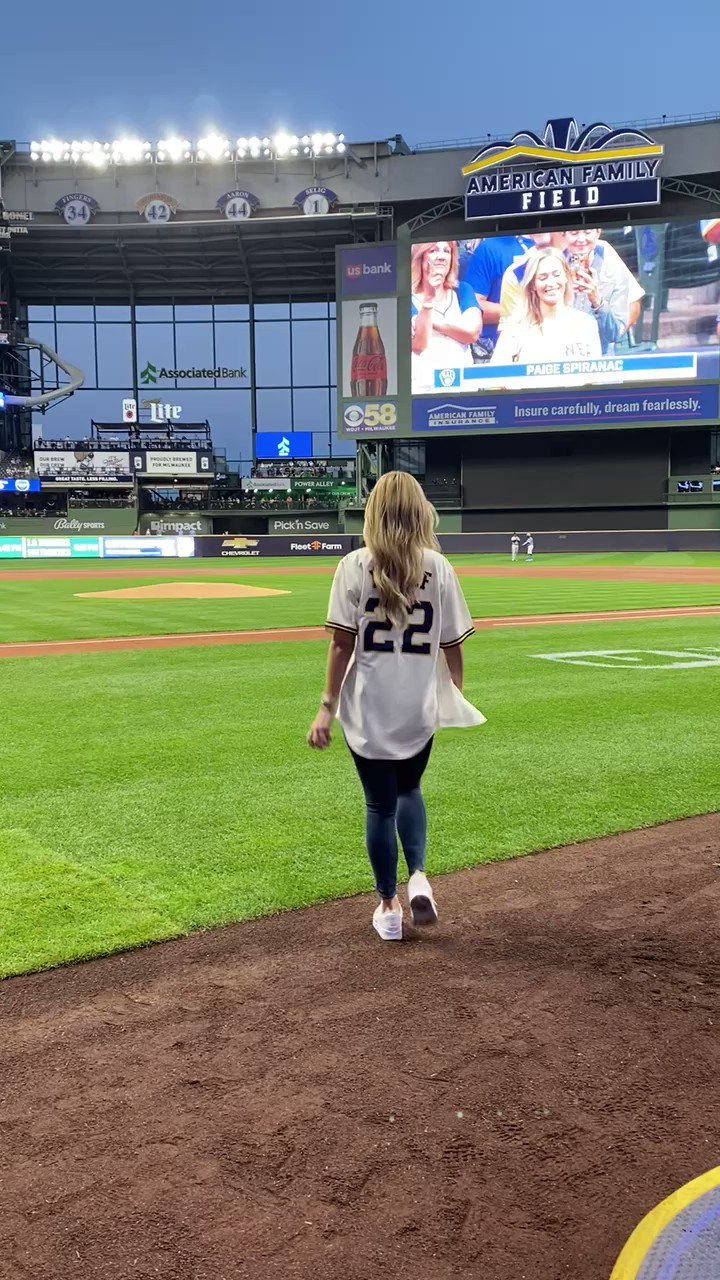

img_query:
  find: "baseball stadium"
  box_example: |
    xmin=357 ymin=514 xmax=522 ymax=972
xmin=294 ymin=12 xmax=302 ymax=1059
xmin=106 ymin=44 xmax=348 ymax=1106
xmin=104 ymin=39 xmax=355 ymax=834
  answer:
xmin=1 ymin=114 xmax=720 ymax=1280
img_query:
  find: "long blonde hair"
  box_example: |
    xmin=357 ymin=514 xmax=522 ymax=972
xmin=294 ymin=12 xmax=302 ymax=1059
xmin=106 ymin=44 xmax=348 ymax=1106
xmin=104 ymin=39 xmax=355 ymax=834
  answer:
xmin=521 ymin=247 xmax=574 ymax=327
xmin=363 ymin=472 xmax=439 ymax=628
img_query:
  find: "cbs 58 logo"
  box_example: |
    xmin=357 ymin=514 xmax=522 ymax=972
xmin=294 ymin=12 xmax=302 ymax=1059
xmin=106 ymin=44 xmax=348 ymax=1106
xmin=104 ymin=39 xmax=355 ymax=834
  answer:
xmin=343 ymin=402 xmax=397 ymax=430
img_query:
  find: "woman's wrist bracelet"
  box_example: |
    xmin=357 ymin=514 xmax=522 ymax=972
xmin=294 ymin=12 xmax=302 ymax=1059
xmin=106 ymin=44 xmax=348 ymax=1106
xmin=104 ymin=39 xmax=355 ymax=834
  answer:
xmin=320 ymin=693 xmax=338 ymax=713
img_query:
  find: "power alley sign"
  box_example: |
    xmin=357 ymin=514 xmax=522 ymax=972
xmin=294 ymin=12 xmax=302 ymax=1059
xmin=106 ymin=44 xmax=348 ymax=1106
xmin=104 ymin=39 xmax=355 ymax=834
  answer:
xmin=463 ymin=118 xmax=664 ymax=219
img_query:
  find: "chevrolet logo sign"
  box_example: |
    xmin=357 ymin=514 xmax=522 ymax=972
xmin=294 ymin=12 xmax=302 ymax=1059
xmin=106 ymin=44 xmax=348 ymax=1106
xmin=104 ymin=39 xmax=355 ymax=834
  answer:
xmin=222 ymin=537 xmax=259 ymax=549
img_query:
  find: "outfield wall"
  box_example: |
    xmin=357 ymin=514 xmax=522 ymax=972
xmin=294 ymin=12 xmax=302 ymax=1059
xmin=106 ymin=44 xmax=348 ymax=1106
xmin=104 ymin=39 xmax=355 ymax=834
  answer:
xmin=193 ymin=535 xmax=356 ymax=558
xmin=1 ymin=530 xmax=719 ymax=560
xmin=188 ymin=530 xmax=720 ymax=556
xmin=0 ymin=535 xmax=194 ymax=560
xmin=0 ymin=510 xmax=138 ymax=535
xmin=437 ymin=531 xmax=720 ymax=554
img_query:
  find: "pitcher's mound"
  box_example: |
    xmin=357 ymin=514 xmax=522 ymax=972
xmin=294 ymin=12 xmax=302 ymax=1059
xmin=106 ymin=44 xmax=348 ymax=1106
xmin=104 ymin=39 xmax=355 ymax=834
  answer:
xmin=75 ymin=583 xmax=290 ymax=601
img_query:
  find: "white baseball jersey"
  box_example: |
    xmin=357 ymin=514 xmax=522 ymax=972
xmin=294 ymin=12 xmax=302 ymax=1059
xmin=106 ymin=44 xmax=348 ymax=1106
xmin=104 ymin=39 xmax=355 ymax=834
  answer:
xmin=524 ymin=537 xmax=534 ymax=554
xmin=326 ymin=547 xmax=485 ymax=760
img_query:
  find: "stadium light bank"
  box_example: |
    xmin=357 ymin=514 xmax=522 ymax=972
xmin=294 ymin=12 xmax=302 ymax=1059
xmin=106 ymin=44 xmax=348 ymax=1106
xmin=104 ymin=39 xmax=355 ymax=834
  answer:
xmin=27 ymin=132 xmax=347 ymax=166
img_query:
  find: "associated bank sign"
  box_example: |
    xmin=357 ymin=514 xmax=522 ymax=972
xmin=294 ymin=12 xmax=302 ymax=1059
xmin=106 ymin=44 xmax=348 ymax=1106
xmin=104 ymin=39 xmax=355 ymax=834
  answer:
xmin=463 ymin=117 xmax=664 ymax=219
xmin=140 ymin=361 xmax=246 ymax=385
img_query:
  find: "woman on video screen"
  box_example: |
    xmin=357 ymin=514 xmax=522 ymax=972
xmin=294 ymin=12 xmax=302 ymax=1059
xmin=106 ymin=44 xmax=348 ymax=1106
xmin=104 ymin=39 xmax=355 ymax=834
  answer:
xmin=411 ymin=242 xmax=482 ymax=392
xmin=492 ymin=248 xmax=601 ymax=365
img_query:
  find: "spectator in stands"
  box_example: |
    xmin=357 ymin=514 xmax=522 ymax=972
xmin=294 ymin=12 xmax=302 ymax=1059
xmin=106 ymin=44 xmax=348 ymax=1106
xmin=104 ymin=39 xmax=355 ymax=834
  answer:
xmin=410 ymin=241 xmax=482 ymax=394
xmin=499 ymin=229 xmax=642 ymax=351
xmin=461 ymin=234 xmax=551 ymax=354
xmin=491 ymin=249 xmax=602 ymax=365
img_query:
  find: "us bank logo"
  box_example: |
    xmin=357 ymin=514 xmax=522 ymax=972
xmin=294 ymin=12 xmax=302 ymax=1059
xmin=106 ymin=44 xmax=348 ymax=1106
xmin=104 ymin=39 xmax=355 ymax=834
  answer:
xmin=341 ymin=245 xmax=397 ymax=296
xmin=463 ymin=117 xmax=664 ymax=220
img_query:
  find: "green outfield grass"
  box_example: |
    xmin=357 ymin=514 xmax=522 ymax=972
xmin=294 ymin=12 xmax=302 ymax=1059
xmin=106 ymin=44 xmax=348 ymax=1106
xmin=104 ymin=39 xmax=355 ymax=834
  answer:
xmin=0 ymin=552 xmax=719 ymax=643
xmin=1 ymin=603 xmax=719 ymax=978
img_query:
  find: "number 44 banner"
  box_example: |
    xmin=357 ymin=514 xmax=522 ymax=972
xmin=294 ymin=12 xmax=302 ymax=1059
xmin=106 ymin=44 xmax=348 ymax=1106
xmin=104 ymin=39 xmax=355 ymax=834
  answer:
xmin=217 ymin=191 xmax=260 ymax=221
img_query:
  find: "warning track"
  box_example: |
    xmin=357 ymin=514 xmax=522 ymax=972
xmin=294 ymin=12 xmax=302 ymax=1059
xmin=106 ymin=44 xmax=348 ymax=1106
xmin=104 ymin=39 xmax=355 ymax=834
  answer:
xmin=0 ymin=605 xmax=718 ymax=660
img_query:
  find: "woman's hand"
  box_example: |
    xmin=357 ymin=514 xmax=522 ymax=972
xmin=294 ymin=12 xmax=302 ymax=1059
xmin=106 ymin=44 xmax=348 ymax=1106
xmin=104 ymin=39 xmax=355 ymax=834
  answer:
xmin=307 ymin=706 xmax=334 ymax=750
xmin=423 ymin=273 xmax=442 ymax=301
xmin=573 ymin=266 xmax=602 ymax=310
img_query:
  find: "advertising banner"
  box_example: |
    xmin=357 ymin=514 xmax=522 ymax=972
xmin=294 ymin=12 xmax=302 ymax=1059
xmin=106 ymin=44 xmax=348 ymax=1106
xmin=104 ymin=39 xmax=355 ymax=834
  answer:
xmin=412 ymin=384 xmax=720 ymax=434
xmin=240 ymin=477 xmax=354 ymax=498
xmin=0 ymin=535 xmax=195 ymax=559
xmin=341 ymin=298 xmax=397 ymax=399
xmin=34 ymin=450 xmax=132 ymax=480
xmin=103 ymin=536 xmax=195 ymax=558
xmin=241 ymin=476 xmax=291 ymax=491
xmin=139 ymin=514 xmax=213 ymax=535
xmin=0 ymin=537 xmax=25 ymax=558
xmin=0 ymin=511 xmax=137 ymax=536
xmin=290 ymin=478 xmax=354 ymax=494
xmin=141 ymin=451 xmax=200 ymax=476
xmin=340 ymin=244 xmax=398 ymax=297
xmin=61 ymin=509 xmax=138 ymax=535
xmin=0 ymin=478 xmax=41 ymax=493
xmin=337 ymin=240 xmax=401 ymax=442
xmin=462 ymin=118 xmax=663 ymax=221
xmin=25 ymin=536 xmax=102 ymax=558
xmin=255 ymin=432 xmax=313 ymax=460
xmin=195 ymin=534 xmax=357 ymax=558
xmin=268 ymin=516 xmax=341 ymax=534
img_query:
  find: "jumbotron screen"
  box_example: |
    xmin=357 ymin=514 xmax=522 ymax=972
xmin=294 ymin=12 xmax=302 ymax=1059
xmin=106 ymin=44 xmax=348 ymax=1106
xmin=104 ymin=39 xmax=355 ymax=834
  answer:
xmin=410 ymin=220 xmax=720 ymax=397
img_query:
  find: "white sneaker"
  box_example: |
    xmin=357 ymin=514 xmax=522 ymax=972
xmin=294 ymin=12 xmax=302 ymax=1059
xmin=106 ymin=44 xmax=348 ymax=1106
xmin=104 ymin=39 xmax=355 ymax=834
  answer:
xmin=408 ymin=871 xmax=439 ymax=927
xmin=372 ymin=902 xmax=403 ymax=941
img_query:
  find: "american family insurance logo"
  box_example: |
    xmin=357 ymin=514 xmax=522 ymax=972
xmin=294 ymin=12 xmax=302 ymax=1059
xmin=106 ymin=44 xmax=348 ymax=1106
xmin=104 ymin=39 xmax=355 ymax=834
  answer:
xmin=341 ymin=245 xmax=397 ymax=296
xmin=463 ymin=117 xmax=664 ymax=220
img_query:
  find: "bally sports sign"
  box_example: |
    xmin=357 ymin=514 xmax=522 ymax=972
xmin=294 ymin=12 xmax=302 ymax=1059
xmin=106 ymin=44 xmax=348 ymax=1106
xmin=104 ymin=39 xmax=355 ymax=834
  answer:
xmin=464 ymin=117 xmax=664 ymax=220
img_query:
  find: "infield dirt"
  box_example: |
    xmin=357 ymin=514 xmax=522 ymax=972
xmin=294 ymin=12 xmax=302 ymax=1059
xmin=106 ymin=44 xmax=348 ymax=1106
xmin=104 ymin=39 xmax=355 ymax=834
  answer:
xmin=75 ymin=583 xmax=290 ymax=601
xmin=1 ymin=814 xmax=719 ymax=1280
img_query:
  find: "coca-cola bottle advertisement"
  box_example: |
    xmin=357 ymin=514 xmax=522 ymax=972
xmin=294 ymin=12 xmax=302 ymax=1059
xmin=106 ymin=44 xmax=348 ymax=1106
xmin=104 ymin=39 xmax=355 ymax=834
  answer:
xmin=342 ymin=298 xmax=397 ymax=398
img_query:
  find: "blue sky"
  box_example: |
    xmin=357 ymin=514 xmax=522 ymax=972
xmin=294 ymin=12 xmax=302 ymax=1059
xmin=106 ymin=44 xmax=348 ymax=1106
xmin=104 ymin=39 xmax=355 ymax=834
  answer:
xmin=4 ymin=0 xmax=718 ymax=148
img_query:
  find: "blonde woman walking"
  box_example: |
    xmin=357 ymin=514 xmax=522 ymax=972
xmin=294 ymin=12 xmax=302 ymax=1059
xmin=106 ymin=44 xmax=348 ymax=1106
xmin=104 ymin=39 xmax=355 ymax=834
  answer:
xmin=307 ymin=472 xmax=485 ymax=941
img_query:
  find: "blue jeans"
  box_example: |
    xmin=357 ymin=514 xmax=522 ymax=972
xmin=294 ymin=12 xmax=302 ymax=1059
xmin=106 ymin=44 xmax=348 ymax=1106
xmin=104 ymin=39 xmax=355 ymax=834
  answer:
xmin=349 ymin=740 xmax=433 ymax=900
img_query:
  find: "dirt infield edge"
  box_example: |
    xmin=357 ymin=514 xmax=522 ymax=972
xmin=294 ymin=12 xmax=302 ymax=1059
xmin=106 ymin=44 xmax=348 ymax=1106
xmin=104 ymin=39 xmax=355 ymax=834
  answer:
xmin=1 ymin=604 xmax=719 ymax=660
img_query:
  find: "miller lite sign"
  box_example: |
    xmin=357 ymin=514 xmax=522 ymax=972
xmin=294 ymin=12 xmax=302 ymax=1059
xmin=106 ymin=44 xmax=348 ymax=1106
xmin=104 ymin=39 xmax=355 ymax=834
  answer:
xmin=463 ymin=117 xmax=664 ymax=220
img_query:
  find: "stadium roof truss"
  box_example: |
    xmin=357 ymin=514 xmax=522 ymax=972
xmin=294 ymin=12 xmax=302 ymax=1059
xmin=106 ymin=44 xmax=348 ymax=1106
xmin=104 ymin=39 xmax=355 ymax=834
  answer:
xmin=3 ymin=211 xmax=395 ymax=305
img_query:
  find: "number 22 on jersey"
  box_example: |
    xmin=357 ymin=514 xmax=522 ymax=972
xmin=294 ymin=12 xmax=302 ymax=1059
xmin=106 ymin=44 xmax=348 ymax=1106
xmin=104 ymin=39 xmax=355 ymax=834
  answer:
xmin=363 ymin=597 xmax=434 ymax=655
